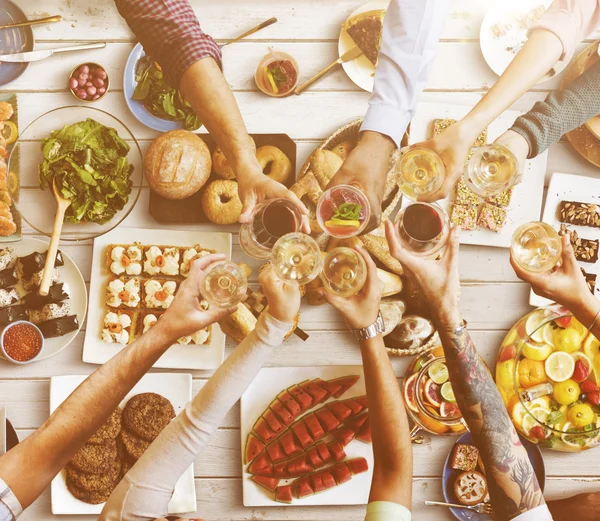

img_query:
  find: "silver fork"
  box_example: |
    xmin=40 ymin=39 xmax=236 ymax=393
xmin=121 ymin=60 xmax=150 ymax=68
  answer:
xmin=425 ymin=500 xmax=493 ymax=515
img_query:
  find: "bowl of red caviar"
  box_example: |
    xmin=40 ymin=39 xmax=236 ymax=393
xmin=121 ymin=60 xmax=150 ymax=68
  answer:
xmin=255 ymin=49 xmax=299 ymax=97
xmin=1 ymin=321 xmax=44 ymax=364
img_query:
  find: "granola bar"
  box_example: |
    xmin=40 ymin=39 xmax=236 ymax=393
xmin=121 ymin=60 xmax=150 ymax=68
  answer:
xmin=559 ymin=224 xmax=599 ymax=263
xmin=477 ymin=203 xmax=507 ymax=233
xmin=431 ymin=118 xmax=488 ymax=148
xmin=450 ymin=444 xmax=479 ymax=472
xmin=454 ymin=179 xmax=481 ymax=206
xmin=485 ymin=187 xmax=513 ymax=208
xmin=451 ymin=204 xmax=477 ymax=231
xmin=582 ymin=269 xmax=597 ymax=295
xmin=559 ymin=201 xmax=600 ymax=228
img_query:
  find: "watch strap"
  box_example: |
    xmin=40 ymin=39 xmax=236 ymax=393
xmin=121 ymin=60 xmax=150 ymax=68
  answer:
xmin=349 ymin=312 xmax=385 ymax=340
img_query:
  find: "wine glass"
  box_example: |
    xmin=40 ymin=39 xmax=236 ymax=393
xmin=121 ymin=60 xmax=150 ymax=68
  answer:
xmin=316 ymin=184 xmax=370 ymax=238
xmin=201 ymin=261 xmax=247 ymax=308
xmin=271 ymin=232 xmax=323 ymax=285
xmin=511 ymin=221 xmax=562 ymax=273
xmin=464 ymin=144 xmax=519 ymax=197
xmin=397 ymin=147 xmax=445 ymax=200
xmin=320 ymin=247 xmax=367 ymax=297
xmin=394 ymin=202 xmax=449 ymax=257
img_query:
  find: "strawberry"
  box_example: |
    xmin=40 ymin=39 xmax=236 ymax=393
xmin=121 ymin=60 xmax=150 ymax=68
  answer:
xmin=581 ymin=380 xmax=599 ymax=394
xmin=573 ymin=360 xmax=590 ymax=383
xmin=498 ymin=345 xmax=516 ymax=363
xmin=530 ymin=426 xmax=546 ymax=440
xmin=587 ymin=391 xmax=600 ymax=405
xmin=554 ymin=316 xmax=572 ymax=328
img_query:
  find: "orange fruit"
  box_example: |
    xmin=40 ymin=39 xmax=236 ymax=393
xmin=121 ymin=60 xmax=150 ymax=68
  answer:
xmin=507 ymin=393 xmax=520 ymax=414
xmin=417 ymin=405 xmax=449 ymax=435
xmin=431 ymin=346 xmax=445 ymax=358
xmin=518 ymin=359 xmax=548 ymax=389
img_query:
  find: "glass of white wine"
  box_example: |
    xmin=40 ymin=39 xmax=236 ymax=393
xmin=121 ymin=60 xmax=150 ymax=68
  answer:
xmin=271 ymin=232 xmax=323 ymax=285
xmin=397 ymin=147 xmax=445 ymax=200
xmin=464 ymin=144 xmax=519 ymax=197
xmin=320 ymin=247 xmax=367 ymax=297
xmin=202 ymin=261 xmax=248 ymax=308
xmin=511 ymin=221 xmax=562 ymax=273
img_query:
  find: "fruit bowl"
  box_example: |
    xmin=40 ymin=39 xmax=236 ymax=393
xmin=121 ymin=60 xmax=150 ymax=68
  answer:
xmin=496 ymin=305 xmax=600 ymax=452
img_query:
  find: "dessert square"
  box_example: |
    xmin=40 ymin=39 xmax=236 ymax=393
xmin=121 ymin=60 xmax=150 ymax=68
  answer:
xmin=177 ymin=326 xmax=212 ymax=346
xmin=143 ymin=279 xmax=178 ymax=310
xmin=583 ymin=269 xmax=597 ymax=295
xmin=477 ymin=203 xmax=507 ymax=233
xmin=450 ymin=444 xmax=479 ymax=472
xmin=455 ymin=180 xmax=481 ymax=206
xmin=102 ymin=309 xmax=136 ymax=345
xmin=559 ymin=201 xmax=600 ymax=228
xmin=143 ymin=246 xmax=181 ymax=277
xmin=137 ymin=311 xmax=163 ymax=335
xmin=179 ymin=246 xmax=216 ymax=278
xmin=559 ymin=224 xmax=599 ymax=263
xmin=432 ymin=118 xmax=457 ymax=137
xmin=485 ymin=187 xmax=513 ymax=208
xmin=107 ymin=244 xmax=143 ymax=276
xmin=106 ymin=277 xmax=141 ymax=309
xmin=451 ymin=204 xmax=478 ymax=231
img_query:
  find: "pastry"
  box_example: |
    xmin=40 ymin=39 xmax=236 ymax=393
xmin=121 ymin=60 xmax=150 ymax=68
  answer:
xmin=123 ymin=392 xmax=176 ymax=441
xmin=558 ymin=201 xmax=600 ymax=228
xmin=431 ymin=119 xmax=488 ymax=148
xmin=330 ymin=140 xmax=355 ymax=161
xmin=256 ymin=145 xmax=293 ymax=186
xmin=583 ymin=269 xmax=597 ymax=294
xmin=201 ymin=179 xmax=243 ymax=225
xmin=451 ymin=204 xmax=477 ymax=231
xmin=343 ymin=10 xmax=386 ymax=66
xmin=212 ymin=136 xmax=256 ymax=180
xmin=143 ymin=279 xmax=177 ymax=310
xmin=359 ymin=232 xmax=404 ymax=276
xmin=377 ymin=269 xmax=403 ymax=297
xmin=106 ymin=277 xmax=141 ymax=309
xmin=144 ymin=130 xmax=211 ymax=200
xmin=102 ymin=310 xmax=135 ymax=345
xmin=379 ymin=299 xmax=405 ymax=337
xmin=180 ymin=246 xmax=215 ymax=277
xmin=311 ymin=150 xmax=343 ymax=189
xmin=450 ymin=444 xmax=480 ymax=472
xmin=290 ymin=171 xmax=323 ymax=207
xmin=477 ymin=203 xmax=507 ymax=233
xmin=454 ymin=471 xmax=487 ymax=506
xmin=28 ymin=302 xmax=71 ymax=325
xmin=66 ymin=481 xmax=113 ymax=505
xmin=218 ymin=302 xmax=257 ymax=343
xmin=387 ymin=315 xmax=435 ymax=350
xmin=107 ymin=244 xmax=143 ymax=276
xmin=143 ymin=246 xmax=180 ymax=277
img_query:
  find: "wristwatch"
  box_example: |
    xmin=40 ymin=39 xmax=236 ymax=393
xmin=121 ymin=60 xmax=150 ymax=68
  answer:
xmin=349 ymin=312 xmax=385 ymax=340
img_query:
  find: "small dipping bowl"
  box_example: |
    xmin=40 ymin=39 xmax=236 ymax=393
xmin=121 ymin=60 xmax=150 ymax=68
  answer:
xmin=69 ymin=62 xmax=110 ymax=103
xmin=255 ymin=50 xmax=299 ymax=98
xmin=1 ymin=320 xmax=44 ymax=364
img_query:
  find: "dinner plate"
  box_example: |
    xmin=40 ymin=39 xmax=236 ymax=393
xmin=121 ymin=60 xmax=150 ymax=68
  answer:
xmin=338 ymin=0 xmax=390 ymax=93
xmin=480 ymin=0 xmax=567 ymax=85
xmin=406 ymin=101 xmax=548 ymax=248
xmin=50 ymin=373 xmax=195 ymax=515
xmin=0 ymin=237 xmax=87 ymax=363
xmin=241 ymin=366 xmax=373 ymax=507
xmin=82 ymin=227 xmax=231 ymax=370
xmin=0 ymin=1 xmax=33 ymax=87
xmin=442 ymin=432 xmax=545 ymax=521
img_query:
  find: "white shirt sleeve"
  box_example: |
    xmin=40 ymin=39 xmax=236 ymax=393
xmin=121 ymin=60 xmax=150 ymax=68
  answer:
xmin=361 ymin=0 xmax=451 ymax=147
xmin=99 ymin=312 xmax=292 ymax=521
xmin=364 ymin=501 xmax=411 ymax=521
xmin=512 ymin=504 xmax=554 ymax=521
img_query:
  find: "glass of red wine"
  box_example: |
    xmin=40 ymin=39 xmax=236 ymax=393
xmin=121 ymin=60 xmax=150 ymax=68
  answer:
xmin=394 ymin=202 xmax=449 ymax=257
xmin=239 ymin=199 xmax=304 ymax=259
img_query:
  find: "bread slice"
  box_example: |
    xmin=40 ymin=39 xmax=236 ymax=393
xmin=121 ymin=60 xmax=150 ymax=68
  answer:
xmin=343 ymin=10 xmax=386 ymax=66
xmin=218 ymin=303 xmax=257 ymax=344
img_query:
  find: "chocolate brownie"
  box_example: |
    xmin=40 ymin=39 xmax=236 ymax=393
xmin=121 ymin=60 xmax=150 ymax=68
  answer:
xmin=66 ymin=459 xmax=121 ymax=492
xmin=123 ymin=392 xmax=175 ymax=441
xmin=69 ymin=440 xmax=117 ymax=474
xmin=559 ymin=201 xmax=600 ymax=228
xmin=88 ymin=408 xmax=122 ymax=445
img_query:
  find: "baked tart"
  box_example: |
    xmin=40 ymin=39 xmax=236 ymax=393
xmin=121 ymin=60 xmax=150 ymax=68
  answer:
xmin=342 ymin=10 xmax=386 ymax=66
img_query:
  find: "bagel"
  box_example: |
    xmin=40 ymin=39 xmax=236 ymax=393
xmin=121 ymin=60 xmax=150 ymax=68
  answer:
xmin=256 ymin=145 xmax=293 ymax=186
xmin=201 ymin=179 xmax=243 ymax=225
xmin=212 ymin=137 xmax=256 ymax=180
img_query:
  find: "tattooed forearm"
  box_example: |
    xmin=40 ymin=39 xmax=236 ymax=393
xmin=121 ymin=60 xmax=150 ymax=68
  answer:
xmin=438 ymin=326 xmax=545 ymax=521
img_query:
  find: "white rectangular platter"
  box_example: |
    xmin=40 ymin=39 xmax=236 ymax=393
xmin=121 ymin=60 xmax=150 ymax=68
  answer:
xmin=241 ymin=366 xmax=373 ymax=507
xmin=50 ymin=373 xmax=195 ymax=515
xmin=83 ymin=227 xmax=231 ymax=370
xmin=407 ymin=101 xmax=548 ymax=248
xmin=530 ymin=173 xmax=600 ymax=307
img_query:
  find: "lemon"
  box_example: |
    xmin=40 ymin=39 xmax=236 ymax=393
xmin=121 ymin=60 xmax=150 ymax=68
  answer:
xmin=560 ymin=422 xmax=582 ymax=449
xmin=496 ymin=359 xmax=516 ymax=391
xmin=529 ymin=396 xmax=551 ymax=410
xmin=526 ymin=310 xmax=549 ymax=343
xmin=511 ymin=402 xmax=528 ymax=428
xmin=1 ymin=120 xmax=17 ymax=145
xmin=324 ymin=219 xmax=360 ymax=228
xmin=523 ymin=340 xmax=552 ymax=361
xmin=545 ymin=352 xmax=575 ymax=382
xmin=554 ymin=328 xmax=583 ymax=354
xmin=542 ymin=323 xmax=556 ymax=348
xmin=568 ymin=403 xmax=596 ymax=428
xmin=522 ymin=408 xmax=550 ymax=435
xmin=553 ymin=379 xmax=581 ymax=406
xmin=440 ymin=382 xmax=456 ymax=403
xmin=584 ymin=335 xmax=600 ymax=362
xmin=428 ymin=361 xmax=449 ymax=385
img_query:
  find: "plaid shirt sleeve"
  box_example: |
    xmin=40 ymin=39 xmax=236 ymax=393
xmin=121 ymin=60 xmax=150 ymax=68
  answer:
xmin=115 ymin=0 xmax=222 ymax=88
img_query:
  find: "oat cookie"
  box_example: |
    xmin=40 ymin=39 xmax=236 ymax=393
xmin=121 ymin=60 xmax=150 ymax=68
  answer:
xmin=66 ymin=480 xmax=112 ymax=504
xmin=120 ymin=428 xmax=152 ymax=461
xmin=69 ymin=440 xmax=117 ymax=474
xmin=88 ymin=408 xmax=122 ymax=445
xmin=123 ymin=392 xmax=175 ymax=441
xmin=66 ymin=459 xmax=121 ymax=492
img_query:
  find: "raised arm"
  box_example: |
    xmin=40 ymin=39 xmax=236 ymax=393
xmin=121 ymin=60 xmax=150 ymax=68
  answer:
xmin=0 ymin=255 xmax=233 ymax=513
xmin=321 ymin=249 xmax=412 ymax=519
xmin=328 ymin=0 xmax=450 ymax=233
xmin=386 ymin=222 xmax=551 ymax=521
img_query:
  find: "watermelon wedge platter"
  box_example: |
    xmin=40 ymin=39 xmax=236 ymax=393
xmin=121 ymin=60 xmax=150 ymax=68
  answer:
xmin=241 ymin=367 xmax=374 ymax=507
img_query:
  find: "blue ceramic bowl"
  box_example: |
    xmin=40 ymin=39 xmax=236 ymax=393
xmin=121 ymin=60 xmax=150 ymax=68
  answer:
xmin=0 ymin=0 xmax=33 ymax=86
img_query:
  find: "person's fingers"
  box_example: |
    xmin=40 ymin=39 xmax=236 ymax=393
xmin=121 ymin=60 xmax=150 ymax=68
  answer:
xmin=205 ymin=305 xmax=237 ymax=324
xmin=418 ymin=175 xmax=453 ymax=203
xmin=384 ymin=219 xmax=417 ymax=271
xmin=362 ymin=209 xmax=382 ymax=235
xmin=300 ymin=214 xmax=312 ymax=234
xmin=280 ymin=187 xmax=309 ymax=216
xmin=188 ymin=254 xmax=227 ymax=285
xmin=560 ymin=233 xmax=579 ymax=273
xmin=239 ymin=190 xmax=258 ymax=223
xmin=443 ymin=226 xmax=461 ymax=265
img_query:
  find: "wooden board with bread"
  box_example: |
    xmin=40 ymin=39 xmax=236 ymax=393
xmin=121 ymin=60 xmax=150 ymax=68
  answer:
xmin=146 ymin=132 xmax=296 ymax=224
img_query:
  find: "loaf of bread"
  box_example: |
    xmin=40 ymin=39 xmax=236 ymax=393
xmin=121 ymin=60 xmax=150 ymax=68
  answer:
xmin=144 ymin=130 xmax=211 ymax=200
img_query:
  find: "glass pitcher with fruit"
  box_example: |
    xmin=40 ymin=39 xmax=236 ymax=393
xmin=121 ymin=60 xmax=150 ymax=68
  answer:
xmin=403 ymin=347 xmax=468 ymax=441
xmin=495 ymin=305 xmax=600 ymax=451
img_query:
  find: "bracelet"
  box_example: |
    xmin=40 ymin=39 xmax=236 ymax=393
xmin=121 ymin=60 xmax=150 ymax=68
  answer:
xmin=441 ymin=319 xmax=467 ymax=335
xmin=589 ymin=307 xmax=600 ymax=332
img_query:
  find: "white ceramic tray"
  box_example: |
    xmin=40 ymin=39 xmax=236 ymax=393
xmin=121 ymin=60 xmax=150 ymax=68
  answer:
xmin=82 ymin=227 xmax=231 ymax=370
xmin=407 ymin=101 xmax=548 ymax=248
xmin=50 ymin=373 xmax=195 ymax=515
xmin=241 ymin=366 xmax=373 ymax=507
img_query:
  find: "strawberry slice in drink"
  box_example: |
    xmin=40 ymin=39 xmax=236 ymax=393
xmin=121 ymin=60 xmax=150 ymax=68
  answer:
xmin=277 ymin=390 xmax=302 ymax=417
xmin=347 ymin=457 xmax=369 ymax=475
xmin=275 ymin=484 xmax=294 ymax=503
xmin=303 ymin=412 xmax=325 ymax=440
xmin=327 ymin=375 xmax=360 ymax=397
xmin=270 ymin=398 xmax=295 ymax=425
xmin=315 ymin=408 xmax=340 ymax=432
xmin=273 ymin=461 xmax=290 ymax=479
xmin=326 ymin=440 xmax=346 ymax=462
xmin=291 ymin=420 xmax=314 ymax=448
xmin=331 ymin=462 xmax=352 ymax=485
xmin=316 ymin=442 xmax=332 ymax=464
xmin=262 ymin=408 xmax=285 ymax=434
xmin=279 ymin=430 xmax=303 ymax=456
xmin=253 ymin=417 xmax=278 ymax=443
xmin=252 ymin=475 xmax=279 ymax=492
xmin=244 ymin=432 xmax=265 ymax=464
xmin=326 ymin=400 xmax=352 ymax=422
xmin=287 ymin=384 xmax=313 ymax=412
xmin=266 ymin=439 xmax=287 ymax=463
xmin=333 ymin=425 xmax=356 ymax=447
xmin=299 ymin=379 xmax=328 ymax=405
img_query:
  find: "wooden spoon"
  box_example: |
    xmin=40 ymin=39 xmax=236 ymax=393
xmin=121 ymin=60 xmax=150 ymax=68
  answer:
xmin=39 ymin=178 xmax=71 ymax=296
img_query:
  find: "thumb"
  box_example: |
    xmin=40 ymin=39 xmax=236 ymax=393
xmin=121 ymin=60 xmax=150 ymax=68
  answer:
xmin=239 ymin=191 xmax=257 ymax=223
xmin=443 ymin=226 xmax=461 ymax=265
xmin=560 ymin=233 xmax=579 ymax=272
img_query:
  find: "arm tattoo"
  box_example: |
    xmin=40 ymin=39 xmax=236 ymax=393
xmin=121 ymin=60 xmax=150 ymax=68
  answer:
xmin=441 ymin=327 xmax=545 ymax=521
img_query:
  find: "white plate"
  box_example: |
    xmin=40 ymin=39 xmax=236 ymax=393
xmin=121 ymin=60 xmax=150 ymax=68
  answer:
xmin=480 ymin=0 xmax=567 ymax=85
xmin=338 ymin=0 xmax=390 ymax=92
xmin=0 ymin=237 xmax=86 ymax=361
xmin=82 ymin=227 xmax=231 ymax=370
xmin=50 ymin=373 xmax=195 ymax=515
xmin=530 ymin=173 xmax=600 ymax=307
xmin=241 ymin=366 xmax=373 ymax=507
xmin=407 ymin=101 xmax=548 ymax=248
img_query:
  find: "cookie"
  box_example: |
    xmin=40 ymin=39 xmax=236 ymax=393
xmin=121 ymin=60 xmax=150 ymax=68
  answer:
xmin=88 ymin=408 xmax=122 ymax=445
xmin=123 ymin=392 xmax=175 ymax=441
xmin=121 ymin=456 xmax=135 ymax=477
xmin=120 ymin=428 xmax=151 ymax=461
xmin=66 ymin=459 xmax=121 ymax=492
xmin=69 ymin=440 xmax=117 ymax=474
xmin=66 ymin=479 xmax=112 ymax=504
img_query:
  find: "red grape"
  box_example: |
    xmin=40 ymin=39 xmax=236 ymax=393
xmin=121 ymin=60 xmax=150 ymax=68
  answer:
xmin=69 ymin=78 xmax=78 ymax=90
xmin=93 ymin=77 xmax=104 ymax=88
xmin=92 ymin=94 xmax=100 ymax=100
xmin=77 ymin=72 xmax=88 ymax=82
xmin=76 ymin=89 xmax=88 ymax=100
xmin=87 ymin=86 xmax=97 ymax=96
xmin=79 ymin=64 xmax=90 ymax=74
xmin=77 ymin=77 xmax=86 ymax=87
xmin=97 ymin=87 xmax=106 ymax=95
xmin=85 ymin=81 xmax=92 ymax=87
xmin=96 ymin=68 xmax=107 ymax=80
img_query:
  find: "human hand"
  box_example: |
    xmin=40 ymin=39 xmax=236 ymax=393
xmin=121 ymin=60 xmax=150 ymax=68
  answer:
xmin=385 ymin=220 xmax=462 ymax=327
xmin=511 ymin=234 xmax=591 ymax=311
xmin=258 ymin=264 xmax=302 ymax=323
xmin=494 ymin=130 xmax=529 ymax=175
xmin=158 ymin=254 xmax=236 ymax=339
xmin=319 ymin=248 xmax=384 ymax=329
xmin=327 ymin=131 xmax=396 ymax=234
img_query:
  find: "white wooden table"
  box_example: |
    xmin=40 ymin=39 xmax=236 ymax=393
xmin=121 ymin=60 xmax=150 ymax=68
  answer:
xmin=6 ymin=1 xmax=600 ymax=519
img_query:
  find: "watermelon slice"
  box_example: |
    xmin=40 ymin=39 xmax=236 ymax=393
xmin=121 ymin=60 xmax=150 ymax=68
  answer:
xmin=253 ymin=416 xmax=278 ymax=443
xmin=353 ymin=395 xmax=368 ymax=408
xmin=245 ymin=432 xmax=265 ymax=464
xmin=326 ymin=441 xmax=346 ymax=462
xmin=326 ymin=400 xmax=352 ymax=422
xmin=266 ymin=439 xmax=287 ymax=463
xmin=328 ymin=375 xmax=360 ymax=398
xmin=279 ymin=430 xmax=302 ymax=456
xmin=287 ymin=453 xmax=313 ymax=477
xmin=333 ymin=425 xmax=356 ymax=447
xmin=294 ymin=476 xmax=314 ymax=499
xmin=347 ymin=457 xmax=369 ymax=475
xmin=315 ymin=408 xmax=340 ymax=432
xmin=250 ymin=463 xmax=274 ymax=477
xmin=316 ymin=442 xmax=332 ymax=464
xmin=346 ymin=411 xmax=369 ymax=431
xmin=273 ymin=461 xmax=290 ymax=479
xmin=331 ymin=462 xmax=352 ymax=484
xmin=303 ymin=413 xmax=325 ymax=441
xmin=341 ymin=398 xmax=365 ymax=416
xmin=252 ymin=475 xmax=279 ymax=492
xmin=320 ymin=378 xmax=343 ymax=400
xmin=307 ymin=446 xmax=324 ymax=468
xmin=275 ymin=484 xmax=294 ymax=503
xmin=248 ymin=450 xmax=271 ymax=474
xmin=299 ymin=379 xmax=328 ymax=404
xmin=320 ymin=469 xmax=336 ymax=489
xmin=356 ymin=417 xmax=372 ymax=443
xmin=310 ymin=472 xmax=326 ymax=494
xmin=278 ymin=390 xmax=302 ymax=417
xmin=287 ymin=384 xmax=313 ymax=412
xmin=291 ymin=420 xmax=314 ymax=448
xmin=262 ymin=408 xmax=285 ymax=434
xmin=270 ymin=398 xmax=294 ymax=425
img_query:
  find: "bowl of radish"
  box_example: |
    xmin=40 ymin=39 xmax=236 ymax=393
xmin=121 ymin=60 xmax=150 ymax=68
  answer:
xmin=68 ymin=63 xmax=109 ymax=103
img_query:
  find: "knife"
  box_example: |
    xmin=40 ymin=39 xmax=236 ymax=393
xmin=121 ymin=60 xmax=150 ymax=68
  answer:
xmin=0 ymin=42 xmax=106 ymax=63
xmin=295 ymin=46 xmax=363 ymax=95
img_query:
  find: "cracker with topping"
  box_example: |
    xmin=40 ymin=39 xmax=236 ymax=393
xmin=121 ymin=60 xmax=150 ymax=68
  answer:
xmin=485 ymin=188 xmax=513 ymax=208
xmin=455 ymin=180 xmax=481 ymax=206
xmin=451 ymin=204 xmax=478 ymax=231
xmin=477 ymin=203 xmax=507 ymax=233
